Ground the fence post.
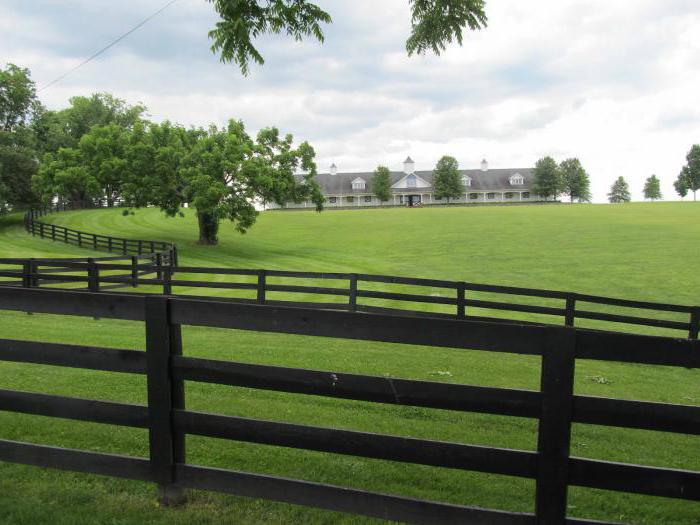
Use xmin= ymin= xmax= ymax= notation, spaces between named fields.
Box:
xmin=156 ymin=253 xmax=163 ymax=282
xmin=123 ymin=239 xmax=127 ymax=255
xmin=144 ymin=296 xmax=186 ymax=506
xmin=138 ymin=240 xmax=143 ymax=255
xmin=535 ymin=326 xmax=576 ymax=524
xmin=171 ymin=246 xmax=178 ymax=268
xmin=39 ymin=222 xmax=45 ymax=239
xmin=689 ymin=309 xmax=699 ymax=340
xmin=457 ymin=282 xmax=466 ymax=318
xmin=63 ymin=228 xmax=68 ymax=243
xmin=28 ymin=259 xmax=38 ymax=288
xmin=78 ymin=231 xmax=82 ymax=247
xmin=87 ymin=258 xmax=99 ymax=292
xmin=108 ymin=237 xmax=113 ymax=252
xmin=349 ymin=274 xmax=358 ymax=312
xmin=163 ymin=265 xmax=172 ymax=295
xmin=131 ymin=256 xmax=138 ymax=287
xmin=22 ymin=260 xmax=31 ymax=288
xmin=51 ymin=224 xmax=56 ymax=241
xmin=92 ymin=234 xmax=98 ymax=250
xmin=565 ymin=294 xmax=576 ymax=327
xmin=257 ymin=270 xmax=266 ymax=304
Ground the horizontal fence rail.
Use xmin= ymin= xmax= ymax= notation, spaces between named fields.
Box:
xmin=0 ymin=286 xmax=698 ymax=524
xmin=0 ymin=258 xmax=696 ymax=338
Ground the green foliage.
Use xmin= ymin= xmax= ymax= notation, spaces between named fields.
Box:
xmin=207 ymin=0 xmax=332 ymax=75
xmin=207 ymin=1 xmax=487 ymax=75
xmin=677 ymin=145 xmax=700 ymax=201
xmin=532 ymin=156 xmax=561 ymax=201
xmin=0 ymin=63 xmax=39 ymax=132
xmin=406 ymin=0 xmax=487 ymax=56
xmin=432 ymin=155 xmax=462 ymax=202
xmin=559 ymin=158 xmax=591 ymax=203
xmin=0 ymin=64 xmax=41 ymax=207
xmin=608 ymin=176 xmax=631 ymax=203
xmin=371 ymin=165 xmax=391 ymax=203
xmin=643 ymin=174 xmax=662 ymax=201
xmin=674 ymin=172 xmax=689 ymax=199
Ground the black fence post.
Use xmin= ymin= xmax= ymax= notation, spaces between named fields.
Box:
xmin=144 ymin=296 xmax=186 ymax=506
xmin=689 ymin=309 xmax=699 ymax=340
xmin=108 ymin=237 xmax=113 ymax=252
xmin=131 ymin=256 xmax=138 ymax=287
xmin=535 ymin=326 xmax=576 ymax=524
xmin=28 ymin=259 xmax=38 ymax=288
xmin=138 ymin=240 xmax=143 ymax=255
xmin=78 ymin=231 xmax=82 ymax=247
xmin=457 ymin=282 xmax=466 ymax=318
xmin=163 ymin=265 xmax=172 ymax=295
xmin=172 ymin=246 xmax=178 ymax=268
xmin=39 ymin=222 xmax=45 ymax=239
xmin=51 ymin=224 xmax=56 ymax=241
xmin=87 ymin=258 xmax=99 ymax=292
xmin=565 ymin=294 xmax=576 ymax=327
xmin=22 ymin=261 xmax=31 ymax=288
xmin=257 ymin=270 xmax=266 ymax=305
xmin=92 ymin=234 xmax=97 ymax=251
xmin=349 ymin=274 xmax=358 ymax=312
xmin=63 ymin=227 xmax=68 ymax=244
xmin=123 ymin=239 xmax=127 ymax=255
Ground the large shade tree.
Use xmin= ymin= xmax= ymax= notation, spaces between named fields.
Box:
xmin=643 ymin=174 xmax=662 ymax=201
xmin=372 ymin=165 xmax=391 ymax=204
xmin=206 ymin=0 xmax=487 ymax=74
xmin=532 ymin=156 xmax=561 ymax=201
xmin=559 ymin=158 xmax=591 ymax=203
xmin=433 ymin=155 xmax=462 ymax=203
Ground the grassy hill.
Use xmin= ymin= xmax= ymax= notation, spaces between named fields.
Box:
xmin=0 ymin=203 xmax=699 ymax=524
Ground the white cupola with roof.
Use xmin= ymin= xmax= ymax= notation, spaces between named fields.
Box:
xmin=403 ymin=156 xmax=415 ymax=174
xmin=481 ymin=159 xmax=489 ymax=172
xmin=329 ymin=163 xmax=338 ymax=176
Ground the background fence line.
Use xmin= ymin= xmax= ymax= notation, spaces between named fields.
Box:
xmin=0 ymin=286 xmax=698 ymax=524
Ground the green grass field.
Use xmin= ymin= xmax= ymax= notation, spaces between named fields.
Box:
xmin=0 ymin=202 xmax=699 ymax=524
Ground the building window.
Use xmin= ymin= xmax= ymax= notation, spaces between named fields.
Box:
xmin=364 ymin=195 xmax=372 ymax=203
xmin=487 ymin=193 xmax=495 ymax=199
xmin=469 ymin=193 xmax=478 ymax=200
xmin=399 ymin=195 xmax=404 ymax=204
xmin=352 ymin=182 xmax=365 ymax=190
xmin=329 ymin=197 xmax=337 ymax=203
xmin=346 ymin=196 xmax=354 ymax=203
xmin=505 ymin=192 xmax=514 ymax=199
xmin=522 ymin=192 xmax=530 ymax=199
xmin=435 ymin=195 xmax=442 ymax=201
xmin=509 ymin=174 xmax=524 ymax=185
xmin=462 ymin=176 xmax=472 ymax=187
xmin=406 ymin=174 xmax=417 ymax=188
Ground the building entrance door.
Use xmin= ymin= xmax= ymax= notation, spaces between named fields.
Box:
xmin=408 ymin=195 xmax=422 ymax=207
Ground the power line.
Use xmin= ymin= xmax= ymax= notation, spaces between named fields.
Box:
xmin=39 ymin=0 xmax=179 ymax=92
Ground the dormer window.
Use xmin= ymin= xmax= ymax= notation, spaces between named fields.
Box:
xmin=351 ymin=177 xmax=366 ymax=190
xmin=406 ymin=174 xmax=417 ymax=188
xmin=462 ymin=175 xmax=472 ymax=187
xmin=509 ymin=174 xmax=524 ymax=185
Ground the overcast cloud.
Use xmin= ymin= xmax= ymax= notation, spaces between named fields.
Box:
xmin=2 ymin=0 xmax=700 ymax=201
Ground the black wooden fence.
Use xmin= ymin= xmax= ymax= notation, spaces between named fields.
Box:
xmin=0 ymin=259 xmax=697 ymax=338
xmin=23 ymin=205 xmax=178 ymax=266
xmin=0 ymin=286 xmax=698 ymax=524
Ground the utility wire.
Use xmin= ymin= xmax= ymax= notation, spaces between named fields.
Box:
xmin=39 ymin=0 xmax=179 ymax=92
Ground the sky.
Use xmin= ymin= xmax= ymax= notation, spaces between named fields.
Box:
xmin=2 ymin=0 xmax=700 ymax=202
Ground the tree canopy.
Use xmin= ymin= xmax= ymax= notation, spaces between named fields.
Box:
xmin=372 ymin=165 xmax=391 ymax=203
xmin=432 ymin=155 xmax=462 ymax=202
xmin=559 ymin=158 xmax=591 ymax=203
xmin=532 ymin=156 xmax=561 ymax=201
xmin=675 ymin=145 xmax=700 ymax=201
xmin=608 ymin=176 xmax=631 ymax=203
xmin=207 ymin=0 xmax=487 ymax=74
xmin=643 ymin=174 xmax=662 ymax=201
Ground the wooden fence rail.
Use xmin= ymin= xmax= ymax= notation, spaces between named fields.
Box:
xmin=0 ymin=259 xmax=697 ymax=338
xmin=0 ymin=286 xmax=698 ymax=524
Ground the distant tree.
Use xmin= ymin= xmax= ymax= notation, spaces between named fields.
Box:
xmin=372 ymin=165 xmax=391 ymax=204
xmin=608 ymin=176 xmax=631 ymax=203
xmin=674 ymin=173 xmax=689 ymax=199
xmin=207 ymin=1 xmax=487 ymax=74
xmin=643 ymin=174 xmax=662 ymax=201
xmin=34 ymin=148 xmax=101 ymax=207
xmin=678 ymin=145 xmax=700 ymax=201
xmin=532 ymin=156 xmax=561 ymax=201
xmin=433 ymin=155 xmax=462 ymax=203
xmin=559 ymin=158 xmax=591 ymax=203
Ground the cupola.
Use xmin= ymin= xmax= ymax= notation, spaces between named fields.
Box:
xmin=403 ymin=156 xmax=415 ymax=174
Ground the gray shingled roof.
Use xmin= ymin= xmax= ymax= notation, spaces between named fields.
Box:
xmin=300 ymin=168 xmax=534 ymax=194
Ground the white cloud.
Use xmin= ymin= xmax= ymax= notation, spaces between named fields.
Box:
xmin=2 ymin=0 xmax=700 ymax=201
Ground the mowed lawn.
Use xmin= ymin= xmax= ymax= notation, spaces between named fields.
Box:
xmin=0 ymin=202 xmax=698 ymax=524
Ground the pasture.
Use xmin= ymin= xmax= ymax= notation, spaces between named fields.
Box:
xmin=0 ymin=202 xmax=699 ymax=524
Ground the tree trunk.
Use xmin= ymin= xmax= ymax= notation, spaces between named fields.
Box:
xmin=197 ymin=211 xmax=219 ymax=245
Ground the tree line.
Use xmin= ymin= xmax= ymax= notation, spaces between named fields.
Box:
xmin=0 ymin=64 xmax=323 ymax=244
